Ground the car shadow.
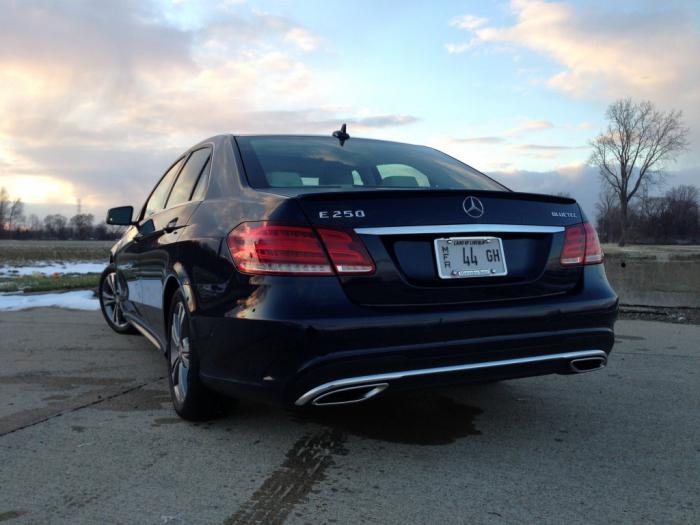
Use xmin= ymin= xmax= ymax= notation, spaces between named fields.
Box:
xmin=289 ymin=388 xmax=487 ymax=446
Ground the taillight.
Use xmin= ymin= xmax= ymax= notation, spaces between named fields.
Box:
xmin=583 ymin=223 xmax=603 ymax=264
xmin=228 ymin=223 xmax=333 ymax=275
xmin=317 ymin=229 xmax=375 ymax=274
xmin=227 ymin=222 xmax=375 ymax=276
xmin=560 ymin=223 xmax=604 ymax=266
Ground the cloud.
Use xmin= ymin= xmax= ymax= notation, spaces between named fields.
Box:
xmin=505 ymin=119 xmax=554 ymax=136
xmin=451 ymin=137 xmax=505 ymax=145
xmin=513 ymin=143 xmax=584 ymax=151
xmin=203 ymin=9 xmax=322 ymax=53
xmin=445 ymin=42 xmax=476 ymax=54
xmin=283 ymin=27 xmax=321 ymax=51
xmin=0 ymin=1 xmax=194 ymax=73
xmin=0 ymin=1 xmax=416 ymax=213
xmin=488 ymin=162 xmax=599 ymax=217
xmin=446 ymin=14 xmax=488 ymax=52
xmin=450 ymin=15 xmax=489 ymax=31
xmin=349 ymin=115 xmax=419 ymax=128
xmin=448 ymin=0 xmax=700 ymax=168
xmin=447 ymin=121 xmax=578 ymax=164
xmin=454 ymin=1 xmax=700 ymax=99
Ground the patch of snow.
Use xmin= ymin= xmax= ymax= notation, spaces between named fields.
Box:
xmin=0 ymin=290 xmax=99 ymax=311
xmin=0 ymin=262 xmax=106 ymax=276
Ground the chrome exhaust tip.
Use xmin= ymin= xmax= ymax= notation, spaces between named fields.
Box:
xmin=569 ymin=356 xmax=607 ymax=374
xmin=312 ymin=383 xmax=389 ymax=406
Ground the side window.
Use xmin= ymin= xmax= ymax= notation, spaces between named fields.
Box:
xmin=377 ymin=164 xmax=430 ymax=188
xmin=190 ymin=157 xmax=211 ymax=201
xmin=166 ymin=148 xmax=211 ymax=208
xmin=145 ymin=158 xmax=185 ymax=217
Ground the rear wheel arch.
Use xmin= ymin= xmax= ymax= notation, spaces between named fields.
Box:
xmin=165 ymin=287 xmax=230 ymax=420
xmin=163 ymin=276 xmax=182 ymax=337
xmin=162 ymin=263 xmax=197 ymax=339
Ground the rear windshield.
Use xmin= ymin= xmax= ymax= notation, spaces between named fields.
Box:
xmin=236 ymin=136 xmax=507 ymax=193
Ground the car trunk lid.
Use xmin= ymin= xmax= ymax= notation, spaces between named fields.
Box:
xmin=295 ymin=189 xmax=584 ymax=307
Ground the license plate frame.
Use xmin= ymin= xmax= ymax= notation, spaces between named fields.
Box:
xmin=433 ymin=236 xmax=508 ymax=279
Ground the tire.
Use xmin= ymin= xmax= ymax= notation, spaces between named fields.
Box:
xmin=99 ymin=264 xmax=137 ymax=335
xmin=167 ymin=289 xmax=224 ymax=420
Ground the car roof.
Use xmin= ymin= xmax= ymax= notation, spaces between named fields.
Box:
xmin=231 ymin=134 xmax=425 ymax=148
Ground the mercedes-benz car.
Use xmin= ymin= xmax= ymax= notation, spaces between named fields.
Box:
xmin=100 ymin=130 xmax=618 ymax=420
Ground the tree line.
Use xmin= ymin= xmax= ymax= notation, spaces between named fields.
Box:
xmin=0 ymin=188 xmax=124 ymax=240
xmin=596 ymin=184 xmax=699 ymax=244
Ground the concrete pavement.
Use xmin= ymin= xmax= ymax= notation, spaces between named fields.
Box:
xmin=0 ymin=309 xmax=698 ymax=524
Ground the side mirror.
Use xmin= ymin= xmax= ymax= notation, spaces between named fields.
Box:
xmin=106 ymin=206 xmax=135 ymax=226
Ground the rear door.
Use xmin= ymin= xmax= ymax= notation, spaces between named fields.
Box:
xmin=138 ymin=147 xmax=212 ymax=333
xmin=117 ymin=157 xmax=185 ymax=322
xmin=297 ymin=189 xmax=583 ymax=307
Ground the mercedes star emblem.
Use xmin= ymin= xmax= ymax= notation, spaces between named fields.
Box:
xmin=463 ymin=196 xmax=485 ymax=218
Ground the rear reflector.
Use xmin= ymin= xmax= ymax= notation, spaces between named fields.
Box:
xmin=560 ymin=223 xmax=604 ymax=266
xmin=228 ymin=222 xmax=375 ymax=276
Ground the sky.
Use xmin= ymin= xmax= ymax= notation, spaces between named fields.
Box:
xmin=0 ymin=0 xmax=698 ymax=221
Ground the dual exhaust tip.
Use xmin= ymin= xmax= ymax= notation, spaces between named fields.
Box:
xmin=308 ymin=354 xmax=608 ymax=406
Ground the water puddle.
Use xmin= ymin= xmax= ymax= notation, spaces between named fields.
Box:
xmin=296 ymin=391 xmax=483 ymax=446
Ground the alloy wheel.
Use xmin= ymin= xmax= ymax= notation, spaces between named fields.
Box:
xmin=101 ymin=272 xmax=129 ymax=329
xmin=170 ymin=302 xmax=191 ymax=403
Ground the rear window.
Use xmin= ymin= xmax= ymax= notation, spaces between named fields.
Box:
xmin=236 ymin=136 xmax=506 ymax=193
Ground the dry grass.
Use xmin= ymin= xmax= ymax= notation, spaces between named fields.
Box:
xmin=0 ymin=273 xmax=100 ymax=293
xmin=0 ymin=240 xmax=112 ymax=266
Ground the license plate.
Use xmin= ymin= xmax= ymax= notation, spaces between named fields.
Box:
xmin=434 ymin=236 xmax=508 ymax=279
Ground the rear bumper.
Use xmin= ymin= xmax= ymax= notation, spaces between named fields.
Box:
xmin=194 ymin=265 xmax=618 ymax=406
xmin=294 ymin=349 xmax=608 ymax=406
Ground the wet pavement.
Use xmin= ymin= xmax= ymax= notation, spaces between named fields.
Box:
xmin=0 ymin=309 xmax=698 ymax=524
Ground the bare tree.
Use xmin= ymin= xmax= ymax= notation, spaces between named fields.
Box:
xmin=665 ymin=185 xmax=699 ymax=241
xmin=590 ymin=99 xmax=689 ymax=245
xmin=69 ymin=213 xmax=95 ymax=240
xmin=28 ymin=214 xmax=42 ymax=232
xmin=44 ymin=214 xmax=68 ymax=239
xmin=0 ymin=187 xmax=9 ymax=233
xmin=595 ymin=187 xmax=620 ymax=242
xmin=8 ymin=198 xmax=24 ymax=231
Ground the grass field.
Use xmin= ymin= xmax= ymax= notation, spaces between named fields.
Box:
xmin=0 ymin=273 xmax=100 ymax=293
xmin=0 ymin=240 xmax=110 ymax=293
xmin=0 ymin=240 xmax=112 ymax=266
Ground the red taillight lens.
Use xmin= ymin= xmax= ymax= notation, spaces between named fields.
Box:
xmin=560 ymin=223 xmax=604 ymax=266
xmin=317 ymin=228 xmax=375 ymax=274
xmin=227 ymin=222 xmax=375 ymax=276
xmin=583 ymin=222 xmax=603 ymax=264
xmin=560 ymin=224 xmax=586 ymax=265
xmin=228 ymin=223 xmax=333 ymax=275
